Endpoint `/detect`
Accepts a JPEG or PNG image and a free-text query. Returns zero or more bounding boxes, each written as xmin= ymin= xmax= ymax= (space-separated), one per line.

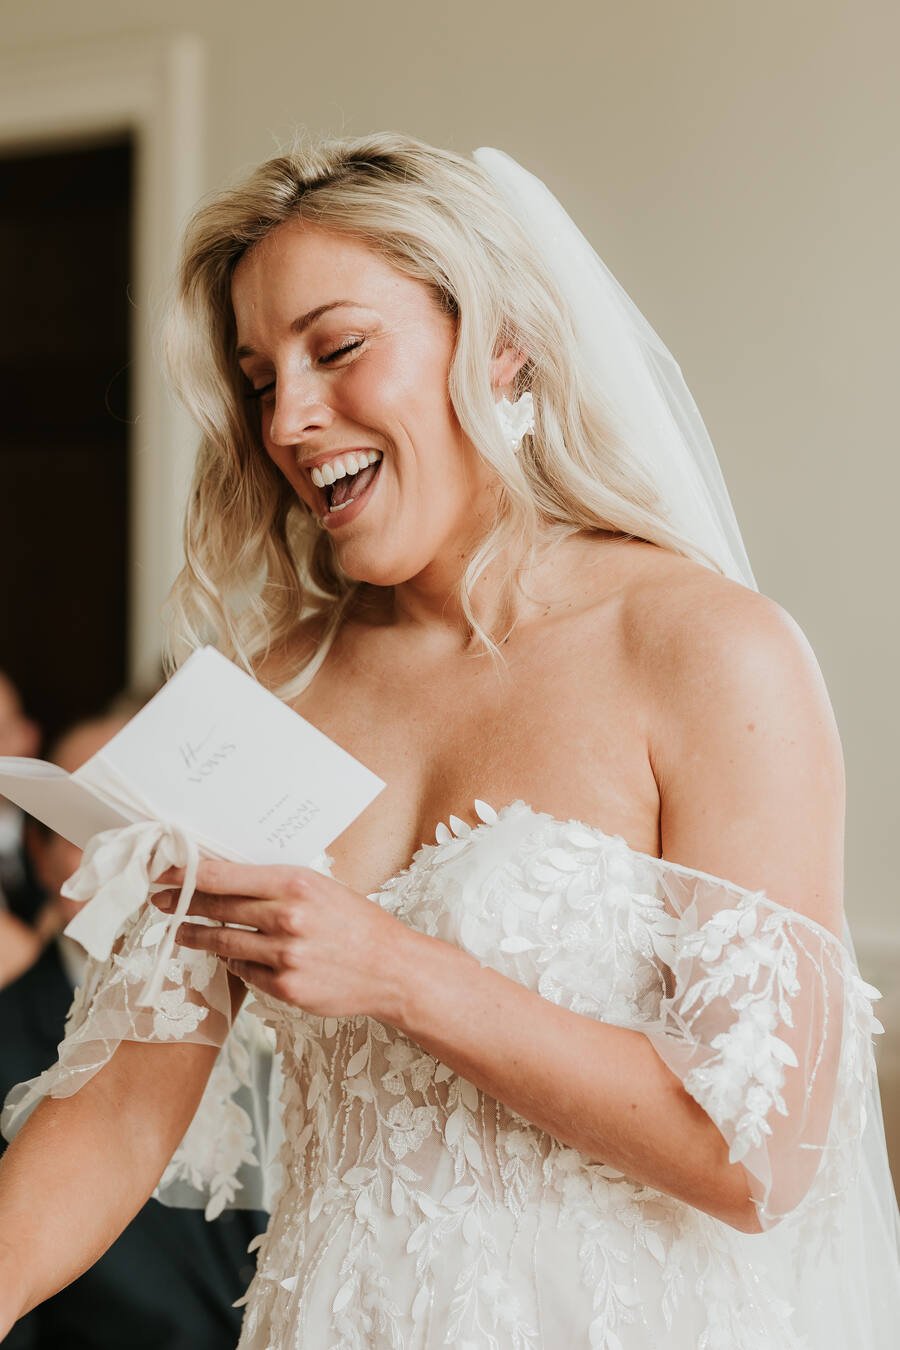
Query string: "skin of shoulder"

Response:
xmin=620 ymin=547 xmax=845 ymax=936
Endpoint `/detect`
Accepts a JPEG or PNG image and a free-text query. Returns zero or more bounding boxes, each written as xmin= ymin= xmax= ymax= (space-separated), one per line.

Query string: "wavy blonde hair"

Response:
xmin=164 ymin=131 xmax=723 ymax=697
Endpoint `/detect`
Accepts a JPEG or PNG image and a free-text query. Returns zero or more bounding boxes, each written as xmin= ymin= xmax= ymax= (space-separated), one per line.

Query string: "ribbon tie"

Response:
xmin=62 ymin=821 xmax=200 ymax=1007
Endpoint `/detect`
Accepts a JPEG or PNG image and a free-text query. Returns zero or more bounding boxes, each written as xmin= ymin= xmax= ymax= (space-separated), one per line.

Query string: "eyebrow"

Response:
xmin=235 ymin=300 xmax=362 ymax=360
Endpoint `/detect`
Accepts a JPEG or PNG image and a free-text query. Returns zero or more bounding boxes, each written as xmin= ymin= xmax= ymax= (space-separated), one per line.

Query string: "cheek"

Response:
xmin=346 ymin=352 xmax=412 ymax=415
xmin=360 ymin=319 xmax=453 ymax=408
xmin=351 ymin=345 xmax=460 ymax=455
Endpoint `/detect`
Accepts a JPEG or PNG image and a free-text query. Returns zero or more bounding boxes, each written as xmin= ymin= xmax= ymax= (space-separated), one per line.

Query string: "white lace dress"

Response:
xmin=4 ymin=799 xmax=900 ymax=1348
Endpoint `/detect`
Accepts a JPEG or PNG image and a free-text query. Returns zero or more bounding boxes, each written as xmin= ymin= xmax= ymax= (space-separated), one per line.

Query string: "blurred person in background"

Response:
xmin=0 ymin=707 xmax=266 ymax=1350
xmin=0 ymin=672 xmax=55 ymax=988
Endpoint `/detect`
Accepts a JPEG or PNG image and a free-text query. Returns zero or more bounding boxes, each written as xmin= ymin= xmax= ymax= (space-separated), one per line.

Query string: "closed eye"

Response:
xmin=243 ymin=338 xmax=364 ymax=400
xmin=320 ymin=337 xmax=364 ymax=364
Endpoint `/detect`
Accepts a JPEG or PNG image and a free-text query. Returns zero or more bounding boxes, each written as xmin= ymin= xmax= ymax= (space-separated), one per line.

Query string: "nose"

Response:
xmin=266 ymin=371 xmax=335 ymax=448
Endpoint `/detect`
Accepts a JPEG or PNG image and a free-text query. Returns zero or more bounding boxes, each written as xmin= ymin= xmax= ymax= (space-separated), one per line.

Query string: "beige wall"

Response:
xmin=3 ymin=0 xmax=898 ymax=1159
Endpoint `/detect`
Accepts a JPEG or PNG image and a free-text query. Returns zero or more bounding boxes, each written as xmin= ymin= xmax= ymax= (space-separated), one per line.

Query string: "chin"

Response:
xmin=344 ymin=561 xmax=422 ymax=589
xmin=335 ymin=543 xmax=431 ymax=590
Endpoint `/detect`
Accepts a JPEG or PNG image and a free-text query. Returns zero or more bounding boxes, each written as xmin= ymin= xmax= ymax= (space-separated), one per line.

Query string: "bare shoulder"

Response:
xmin=604 ymin=541 xmax=845 ymax=930
xmin=605 ymin=540 xmax=824 ymax=706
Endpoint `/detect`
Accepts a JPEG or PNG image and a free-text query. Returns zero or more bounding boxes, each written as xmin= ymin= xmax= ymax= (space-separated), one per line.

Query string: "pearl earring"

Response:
xmin=494 ymin=391 xmax=535 ymax=454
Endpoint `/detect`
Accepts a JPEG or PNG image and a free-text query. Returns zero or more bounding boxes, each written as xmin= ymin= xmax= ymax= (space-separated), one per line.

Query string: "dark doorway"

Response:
xmin=0 ymin=136 xmax=132 ymax=749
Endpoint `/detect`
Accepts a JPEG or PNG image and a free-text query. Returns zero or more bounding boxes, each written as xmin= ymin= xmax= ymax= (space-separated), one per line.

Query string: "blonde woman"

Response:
xmin=1 ymin=134 xmax=898 ymax=1348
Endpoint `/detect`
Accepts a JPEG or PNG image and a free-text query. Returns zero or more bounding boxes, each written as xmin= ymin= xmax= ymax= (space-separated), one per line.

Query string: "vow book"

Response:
xmin=0 ymin=646 xmax=386 ymax=865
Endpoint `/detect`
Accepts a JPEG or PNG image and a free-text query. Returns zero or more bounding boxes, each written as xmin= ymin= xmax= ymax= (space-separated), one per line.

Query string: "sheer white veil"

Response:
xmin=473 ymin=147 xmax=756 ymax=590
xmin=473 ymin=144 xmax=900 ymax=1326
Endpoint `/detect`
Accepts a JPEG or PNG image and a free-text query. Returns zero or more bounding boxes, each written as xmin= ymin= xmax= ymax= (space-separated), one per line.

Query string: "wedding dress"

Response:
xmin=5 ymin=796 xmax=900 ymax=1348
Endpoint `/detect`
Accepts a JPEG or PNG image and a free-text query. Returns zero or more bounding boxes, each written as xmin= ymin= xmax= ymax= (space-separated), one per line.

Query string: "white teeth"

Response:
xmin=309 ymin=450 xmax=382 ymax=490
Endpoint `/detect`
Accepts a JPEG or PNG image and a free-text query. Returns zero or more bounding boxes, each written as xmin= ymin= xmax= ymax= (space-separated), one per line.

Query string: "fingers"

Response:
xmin=157 ymin=860 xmax=321 ymax=902
xmin=223 ymin=959 xmax=283 ymax=997
xmin=176 ymin=922 xmax=282 ymax=968
xmin=155 ymin=889 xmax=288 ymax=932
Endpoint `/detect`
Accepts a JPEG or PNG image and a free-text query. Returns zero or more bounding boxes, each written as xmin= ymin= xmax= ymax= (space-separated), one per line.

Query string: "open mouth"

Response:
xmin=309 ymin=449 xmax=383 ymax=517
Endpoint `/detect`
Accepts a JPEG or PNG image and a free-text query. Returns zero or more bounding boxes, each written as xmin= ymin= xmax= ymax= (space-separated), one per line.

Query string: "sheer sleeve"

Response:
xmin=430 ymin=805 xmax=884 ymax=1236
xmin=0 ymin=825 xmax=287 ymax=1220
xmin=634 ymin=856 xmax=884 ymax=1232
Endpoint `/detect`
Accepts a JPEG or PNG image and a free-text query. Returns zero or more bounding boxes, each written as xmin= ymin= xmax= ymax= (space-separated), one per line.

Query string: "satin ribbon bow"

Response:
xmin=62 ymin=820 xmax=200 ymax=1007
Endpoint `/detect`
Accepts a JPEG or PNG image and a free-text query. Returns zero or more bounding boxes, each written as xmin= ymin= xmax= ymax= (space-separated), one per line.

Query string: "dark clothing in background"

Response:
xmin=0 ymin=819 xmax=45 ymax=926
xmin=0 ymin=943 xmax=267 ymax=1348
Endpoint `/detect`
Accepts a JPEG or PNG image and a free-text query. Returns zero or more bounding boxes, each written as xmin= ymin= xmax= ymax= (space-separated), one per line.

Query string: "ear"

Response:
xmin=489 ymin=344 xmax=529 ymax=397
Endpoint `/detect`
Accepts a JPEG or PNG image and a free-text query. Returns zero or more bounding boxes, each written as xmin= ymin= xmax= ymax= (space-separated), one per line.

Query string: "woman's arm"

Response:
xmin=0 ymin=1037 xmax=219 ymax=1336
xmin=393 ymin=927 xmax=761 ymax=1228
xmin=174 ymin=867 xmax=762 ymax=1229
xmin=173 ymin=585 xmax=844 ymax=1235
xmin=395 ymin=591 xmax=843 ymax=1231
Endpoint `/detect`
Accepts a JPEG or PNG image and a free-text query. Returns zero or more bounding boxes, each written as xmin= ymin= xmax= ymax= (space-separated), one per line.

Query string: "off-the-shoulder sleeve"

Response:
xmin=634 ymin=857 xmax=884 ymax=1232
xmin=423 ymin=806 xmax=884 ymax=1236
xmin=0 ymin=899 xmax=283 ymax=1220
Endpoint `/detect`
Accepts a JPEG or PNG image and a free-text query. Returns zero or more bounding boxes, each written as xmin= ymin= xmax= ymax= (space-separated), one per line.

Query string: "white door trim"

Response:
xmin=0 ymin=32 xmax=206 ymax=687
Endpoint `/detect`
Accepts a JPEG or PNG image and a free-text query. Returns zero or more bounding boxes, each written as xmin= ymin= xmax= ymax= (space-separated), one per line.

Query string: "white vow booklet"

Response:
xmin=0 ymin=646 xmax=386 ymax=865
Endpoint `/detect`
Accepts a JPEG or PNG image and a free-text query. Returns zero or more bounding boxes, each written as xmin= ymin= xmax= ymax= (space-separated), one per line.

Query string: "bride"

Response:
xmin=1 ymin=132 xmax=899 ymax=1347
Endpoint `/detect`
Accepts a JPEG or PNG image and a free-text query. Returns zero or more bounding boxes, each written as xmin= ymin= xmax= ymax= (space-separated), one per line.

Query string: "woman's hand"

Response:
xmin=155 ymin=860 xmax=417 ymax=1023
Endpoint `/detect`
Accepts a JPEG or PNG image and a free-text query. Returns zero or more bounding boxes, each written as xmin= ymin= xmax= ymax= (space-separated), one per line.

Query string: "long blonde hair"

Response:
xmin=164 ymin=131 xmax=723 ymax=697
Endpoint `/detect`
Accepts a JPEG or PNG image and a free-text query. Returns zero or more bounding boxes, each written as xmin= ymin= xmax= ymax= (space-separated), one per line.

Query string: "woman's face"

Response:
xmin=231 ymin=220 xmax=502 ymax=588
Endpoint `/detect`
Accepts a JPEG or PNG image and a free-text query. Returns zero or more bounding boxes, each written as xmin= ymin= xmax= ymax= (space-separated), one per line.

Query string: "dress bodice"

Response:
xmin=228 ymin=800 xmax=880 ymax=1349
xmin=3 ymin=799 xmax=895 ymax=1349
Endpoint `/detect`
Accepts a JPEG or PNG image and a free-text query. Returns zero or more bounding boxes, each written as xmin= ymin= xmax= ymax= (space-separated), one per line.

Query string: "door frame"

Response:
xmin=0 ymin=32 xmax=206 ymax=687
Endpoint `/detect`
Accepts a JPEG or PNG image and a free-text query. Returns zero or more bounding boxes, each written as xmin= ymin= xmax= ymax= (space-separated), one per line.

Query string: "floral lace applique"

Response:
xmin=227 ymin=803 xmax=881 ymax=1348
xmin=5 ymin=802 xmax=882 ymax=1350
xmin=156 ymin=1020 xmax=264 ymax=1219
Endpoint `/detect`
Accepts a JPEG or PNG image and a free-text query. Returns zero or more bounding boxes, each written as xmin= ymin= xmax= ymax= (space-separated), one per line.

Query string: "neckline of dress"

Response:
xmin=356 ymin=798 xmax=851 ymax=956
xmin=363 ymin=797 xmax=761 ymax=903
